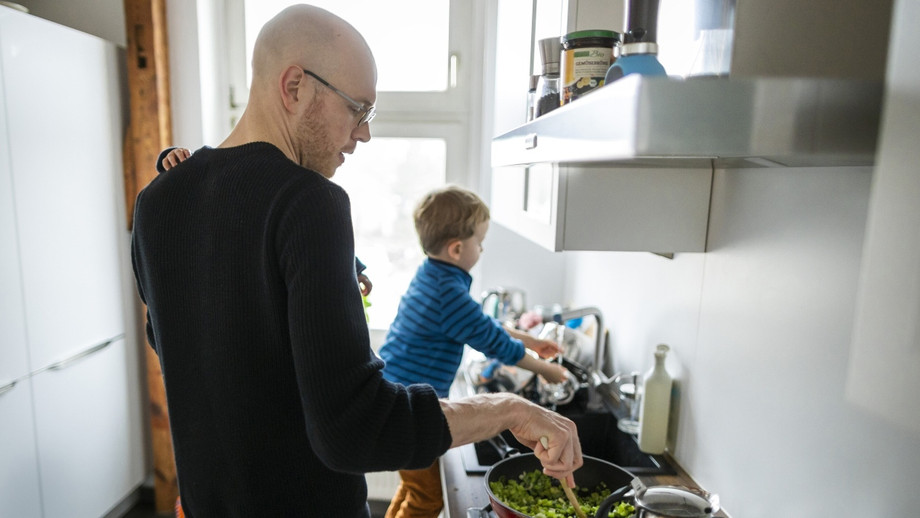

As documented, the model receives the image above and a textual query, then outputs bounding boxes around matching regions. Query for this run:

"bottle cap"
[562,29,620,44]
[529,74,539,91]
[620,42,660,56]
[538,36,562,66]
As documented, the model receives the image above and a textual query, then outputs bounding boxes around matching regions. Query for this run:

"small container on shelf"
[560,29,620,105]
[535,37,562,117]
[604,41,667,84]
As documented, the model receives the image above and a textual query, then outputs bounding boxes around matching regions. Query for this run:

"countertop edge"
[440,374,731,517]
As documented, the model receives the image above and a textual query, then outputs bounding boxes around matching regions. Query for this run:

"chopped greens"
[489,469,635,518]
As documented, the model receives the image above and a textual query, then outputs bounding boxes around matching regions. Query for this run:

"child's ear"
[445,239,463,260]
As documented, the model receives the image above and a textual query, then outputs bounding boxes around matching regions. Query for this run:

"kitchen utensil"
[535,37,562,117]
[595,479,720,518]
[483,447,635,518]
[633,482,719,518]
[540,436,586,518]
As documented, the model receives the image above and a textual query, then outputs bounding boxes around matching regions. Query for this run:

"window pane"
[243,1,450,92]
[333,138,447,330]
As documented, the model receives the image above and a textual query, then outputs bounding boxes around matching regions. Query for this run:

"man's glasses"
[302,69,376,126]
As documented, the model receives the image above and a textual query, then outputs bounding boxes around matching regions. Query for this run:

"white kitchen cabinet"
[1,6,126,369]
[0,7,145,518]
[488,0,713,254]
[0,379,43,518]
[491,163,712,253]
[31,336,140,518]
[488,0,881,255]
[0,41,30,386]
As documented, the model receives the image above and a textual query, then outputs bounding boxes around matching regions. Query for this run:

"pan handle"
[466,502,492,518]
[561,356,591,384]
[486,432,520,459]
[593,484,635,518]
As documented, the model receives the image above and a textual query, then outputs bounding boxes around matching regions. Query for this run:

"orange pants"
[384,461,443,518]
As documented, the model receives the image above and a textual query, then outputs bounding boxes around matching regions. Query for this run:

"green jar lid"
[562,29,620,43]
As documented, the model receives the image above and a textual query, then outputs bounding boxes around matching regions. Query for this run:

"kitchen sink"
[459,407,674,476]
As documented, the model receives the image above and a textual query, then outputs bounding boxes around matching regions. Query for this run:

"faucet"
[481,287,526,322]
[543,306,616,410]
[543,306,606,373]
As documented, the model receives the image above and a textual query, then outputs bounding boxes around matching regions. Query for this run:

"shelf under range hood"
[492,75,884,169]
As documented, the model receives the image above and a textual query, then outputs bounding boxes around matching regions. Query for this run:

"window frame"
[217,1,489,334]
[222,0,484,189]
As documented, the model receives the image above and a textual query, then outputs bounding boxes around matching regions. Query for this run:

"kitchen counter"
[441,374,730,518]
[441,448,729,518]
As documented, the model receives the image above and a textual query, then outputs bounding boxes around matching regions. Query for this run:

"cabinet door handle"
[524,133,538,150]
[0,380,16,397]
[44,334,124,372]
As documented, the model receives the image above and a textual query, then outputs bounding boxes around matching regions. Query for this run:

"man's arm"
[439,392,583,484]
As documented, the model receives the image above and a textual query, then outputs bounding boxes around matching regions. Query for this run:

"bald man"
[131,5,582,517]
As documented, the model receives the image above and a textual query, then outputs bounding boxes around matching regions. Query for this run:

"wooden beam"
[123,0,178,513]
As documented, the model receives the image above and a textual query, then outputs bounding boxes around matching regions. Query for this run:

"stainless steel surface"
[621,42,660,55]
[538,36,561,73]
[545,307,606,379]
[36,334,123,374]
[492,75,883,168]
[633,479,720,518]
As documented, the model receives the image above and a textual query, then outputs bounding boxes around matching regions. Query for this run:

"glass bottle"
[638,344,672,454]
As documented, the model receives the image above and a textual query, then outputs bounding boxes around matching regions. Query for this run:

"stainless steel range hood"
[492,74,884,168]
[493,0,891,169]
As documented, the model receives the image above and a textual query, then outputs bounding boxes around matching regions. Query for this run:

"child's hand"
[357,273,373,296]
[540,362,569,385]
[524,336,563,359]
[517,310,544,330]
[162,147,191,170]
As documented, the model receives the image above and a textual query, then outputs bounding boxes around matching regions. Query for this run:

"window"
[225,1,483,332]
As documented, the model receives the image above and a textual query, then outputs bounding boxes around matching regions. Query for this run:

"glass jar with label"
[560,29,620,105]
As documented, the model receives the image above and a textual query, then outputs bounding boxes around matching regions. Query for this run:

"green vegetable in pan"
[490,469,635,518]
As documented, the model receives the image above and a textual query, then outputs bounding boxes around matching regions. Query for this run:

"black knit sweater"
[131,143,451,517]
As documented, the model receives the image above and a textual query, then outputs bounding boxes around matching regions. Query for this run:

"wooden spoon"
[540,436,587,518]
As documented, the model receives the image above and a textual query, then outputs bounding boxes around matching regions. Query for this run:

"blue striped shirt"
[379,258,526,397]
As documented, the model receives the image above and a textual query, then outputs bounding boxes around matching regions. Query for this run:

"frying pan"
[482,438,636,518]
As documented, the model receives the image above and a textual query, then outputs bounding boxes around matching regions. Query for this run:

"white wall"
[500,2,920,515]
[479,0,920,515]
[562,165,920,516]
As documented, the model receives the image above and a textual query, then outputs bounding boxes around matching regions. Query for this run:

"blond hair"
[414,185,490,255]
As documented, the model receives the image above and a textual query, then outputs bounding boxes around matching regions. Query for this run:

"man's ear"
[280,66,309,113]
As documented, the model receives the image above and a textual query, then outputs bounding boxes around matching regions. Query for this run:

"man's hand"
[440,393,583,485]
[507,400,583,484]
